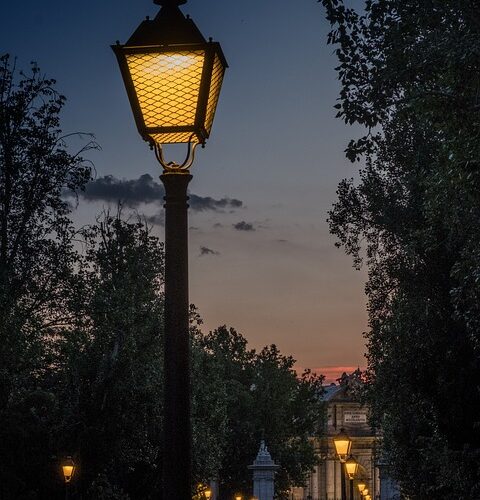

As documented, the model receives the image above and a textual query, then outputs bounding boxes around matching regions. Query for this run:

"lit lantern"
[112,0,227,152]
[62,457,75,484]
[357,482,366,493]
[333,428,352,463]
[345,456,358,480]
[204,489,212,499]
[235,495,243,500]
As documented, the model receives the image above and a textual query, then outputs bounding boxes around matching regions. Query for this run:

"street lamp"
[204,488,212,499]
[112,2,227,500]
[357,482,366,494]
[345,456,358,500]
[333,429,352,500]
[61,457,75,500]
[333,428,352,463]
[345,456,358,480]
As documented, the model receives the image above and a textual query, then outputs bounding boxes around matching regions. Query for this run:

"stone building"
[289,371,399,500]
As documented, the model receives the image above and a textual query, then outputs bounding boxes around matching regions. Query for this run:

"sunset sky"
[1,0,367,381]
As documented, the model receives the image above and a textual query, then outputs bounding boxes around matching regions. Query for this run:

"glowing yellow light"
[345,456,358,479]
[62,458,75,483]
[126,50,205,137]
[204,53,225,134]
[205,488,212,499]
[362,488,369,496]
[357,482,366,492]
[235,495,243,500]
[333,429,352,462]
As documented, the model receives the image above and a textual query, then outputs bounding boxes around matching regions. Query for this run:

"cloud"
[75,174,243,213]
[81,174,163,207]
[199,246,220,256]
[189,194,243,212]
[233,221,255,231]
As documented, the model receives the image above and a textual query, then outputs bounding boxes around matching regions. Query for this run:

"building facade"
[289,372,399,500]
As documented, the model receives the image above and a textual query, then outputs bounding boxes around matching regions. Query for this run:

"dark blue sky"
[1,0,367,378]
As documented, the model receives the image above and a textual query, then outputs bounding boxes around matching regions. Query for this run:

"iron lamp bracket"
[153,138,199,173]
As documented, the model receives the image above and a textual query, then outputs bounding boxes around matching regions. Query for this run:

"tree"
[55,215,227,499]
[55,212,165,499]
[0,54,93,499]
[321,1,480,497]
[197,326,324,500]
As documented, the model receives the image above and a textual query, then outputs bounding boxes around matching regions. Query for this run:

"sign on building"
[343,411,367,424]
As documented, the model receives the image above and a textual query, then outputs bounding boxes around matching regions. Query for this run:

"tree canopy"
[321,1,480,497]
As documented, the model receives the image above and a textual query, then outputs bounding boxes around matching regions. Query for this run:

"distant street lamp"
[357,482,366,494]
[333,428,352,463]
[345,456,358,480]
[345,455,359,500]
[61,457,75,500]
[112,1,227,499]
[333,429,352,500]
[235,495,243,500]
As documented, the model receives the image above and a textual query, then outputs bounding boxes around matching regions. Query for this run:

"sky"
[1,0,368,381]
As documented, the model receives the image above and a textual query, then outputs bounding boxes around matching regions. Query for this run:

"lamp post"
[112,2,227,499]
[61,457,75,500]
[345,456,358,500]
[333,429,352,500]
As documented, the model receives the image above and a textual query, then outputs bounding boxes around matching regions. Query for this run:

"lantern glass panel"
[62,465,74,482]
[125,50,205,135]
[204,52,225,134]
[345,459,358,477]
[333,437,351,458]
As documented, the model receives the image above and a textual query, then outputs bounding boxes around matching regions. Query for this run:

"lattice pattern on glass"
[150,132,199,144]
[126,51,205,129]
[205,53,225,135]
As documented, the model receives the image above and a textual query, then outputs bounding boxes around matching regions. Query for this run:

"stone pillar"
[248,441,280,500]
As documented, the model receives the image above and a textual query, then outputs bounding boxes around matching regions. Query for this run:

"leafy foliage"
[197,326,324,500]
[321,1,480,497]
[0,54,94,499]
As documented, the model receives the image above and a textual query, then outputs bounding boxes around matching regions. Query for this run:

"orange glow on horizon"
[295,365,365,384]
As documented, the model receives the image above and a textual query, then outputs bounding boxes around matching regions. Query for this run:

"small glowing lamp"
[62,456,75,484]
[204,488,212,499]
[333,428,352,462]
[357,482,366,493]
[362,488,369,496]
[235,495,243,500]
[345,456,358,480]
